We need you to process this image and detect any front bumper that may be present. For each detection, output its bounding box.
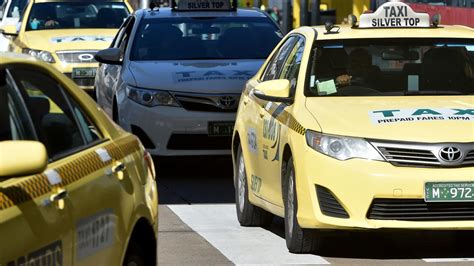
[295,144,474,230]
[118,98,236,156]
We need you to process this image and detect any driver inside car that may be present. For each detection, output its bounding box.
[336,48,380,88]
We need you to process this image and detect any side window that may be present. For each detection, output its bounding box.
[118,17,135,53]
[261,36,297,81]
[111,17,130,48]
[69,99,102,144]
[0,69,35,141]
[279,38,305,94]
[9,68,92,159]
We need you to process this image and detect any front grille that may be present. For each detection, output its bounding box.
[167,134,231,150]
[316,186,349,218]
[371,141,474,168]
[173,93,240,113]
[56,50,98,63]
[377,146,438,166]
[65,73,95,87]
[367,199,474,221]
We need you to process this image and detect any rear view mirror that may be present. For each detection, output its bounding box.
[0,24,18,36]
[95,48,122,65]
[0,141,48,177]
[253,79,293,104]
[382,50,419,61]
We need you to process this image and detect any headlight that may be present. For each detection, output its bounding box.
[22,49,55,63]
[305,130,384,161]
[126,86,179,107]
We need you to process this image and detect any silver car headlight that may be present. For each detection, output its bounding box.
[22,48,55,63]
[305,130,384,161]
[126,86,180,107]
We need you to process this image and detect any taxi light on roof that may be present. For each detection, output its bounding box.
[359,1,431,28]
[172,0,237,11]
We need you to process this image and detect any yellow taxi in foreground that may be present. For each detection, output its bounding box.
[0,53,158,265]
[0,0,132,92]
[232,1,474,253]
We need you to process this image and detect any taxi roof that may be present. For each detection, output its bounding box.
[311,24,474,41]
[138,7,268,19]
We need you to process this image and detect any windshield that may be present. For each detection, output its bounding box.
[6,0,27,18]
[130,17,282,60]
[307,39,474,97]
[25,2,129,31]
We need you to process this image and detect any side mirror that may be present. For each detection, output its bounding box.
[0,24,19,36]
[95,48,123,65]
[0,141,48,177]
[253,79,293,104]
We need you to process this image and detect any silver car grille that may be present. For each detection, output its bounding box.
[56,50,98,63]
[371,141,474,167]
[172,92,240,113]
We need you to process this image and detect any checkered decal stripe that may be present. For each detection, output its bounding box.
[0,135,140,211]
[267,102,306,136]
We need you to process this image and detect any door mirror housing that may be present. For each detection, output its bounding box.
[95,48,123,65]
[253,79,293,104]
[0,141,48,177]
[0,24,18,36]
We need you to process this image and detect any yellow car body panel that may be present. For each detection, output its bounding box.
[0,53,158,265]
[7,0,133,91]
[233,22,474,231]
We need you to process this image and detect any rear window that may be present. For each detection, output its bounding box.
[25,2,129,31]
[130,16,282,60]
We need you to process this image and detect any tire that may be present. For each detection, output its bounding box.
[284,157,323,253]
[235,145,273,226]
[123,240,146,266]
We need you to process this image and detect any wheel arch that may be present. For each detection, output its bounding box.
[281,144,293,202]
[122,217,157,266]
[232,131,241,186]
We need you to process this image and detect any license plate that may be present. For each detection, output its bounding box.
[208,122,234,136]
[425,182,474,202]
[72,67,97,78]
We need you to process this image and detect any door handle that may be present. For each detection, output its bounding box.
[112,161,126,180]
[259,109,266,118]
[113,161,126,173]
[243,97,249,105]
[50,188,68,202]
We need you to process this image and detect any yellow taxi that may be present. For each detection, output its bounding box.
[0,52,158,265]
[0,0,133,93]
[232,1,474,253]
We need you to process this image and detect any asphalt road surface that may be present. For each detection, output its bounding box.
[155,156,473,265]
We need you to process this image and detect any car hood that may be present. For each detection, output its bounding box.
[305,96,474,143]
[23,29,118,51]
[128,60,264,94]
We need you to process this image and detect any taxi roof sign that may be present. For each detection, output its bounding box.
[172,0,237,11]
[359,1,431,28]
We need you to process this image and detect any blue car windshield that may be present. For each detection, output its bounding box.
[130,17,282,60]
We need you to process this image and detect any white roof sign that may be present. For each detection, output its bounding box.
[359,2,431,28]
[177,0,231,10]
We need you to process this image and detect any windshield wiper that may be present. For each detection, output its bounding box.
[404,90,464,95]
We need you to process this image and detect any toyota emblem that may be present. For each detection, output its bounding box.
[219,96,236,109]
[78,53,94,61]
[439,146,462,162]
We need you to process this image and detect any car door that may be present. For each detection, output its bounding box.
[260,37,306,206]
[0,67,74,265]
[247,36,297,204]
[7,65,136,265]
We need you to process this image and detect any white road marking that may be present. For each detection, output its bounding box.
[168,204,330,265]
[423,258,474,263]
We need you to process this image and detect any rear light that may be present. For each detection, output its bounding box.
[144,150,156,180]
